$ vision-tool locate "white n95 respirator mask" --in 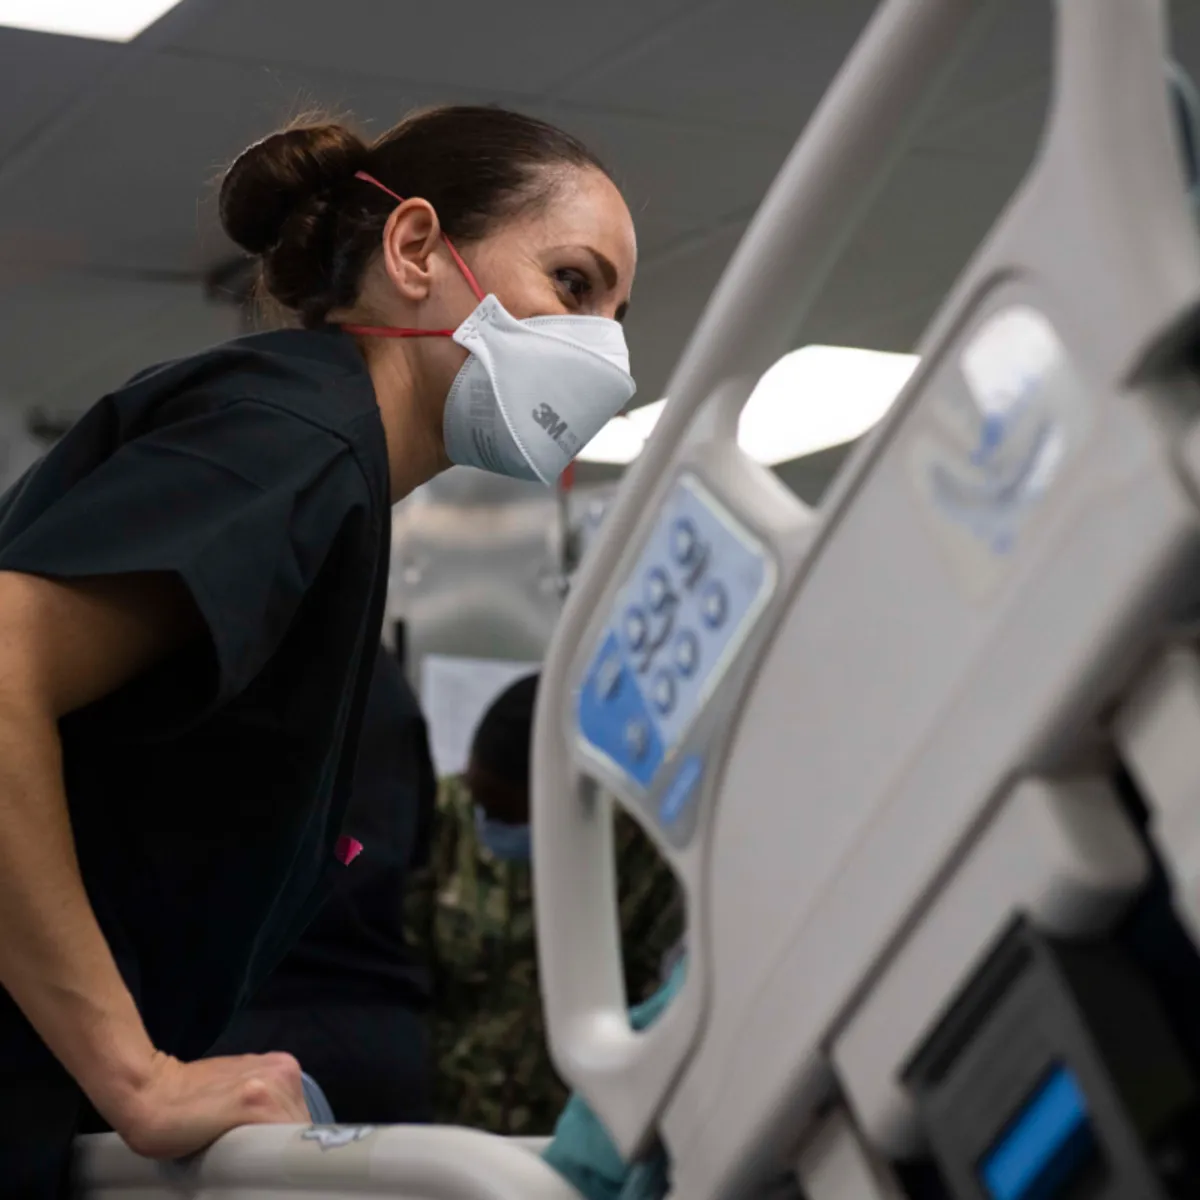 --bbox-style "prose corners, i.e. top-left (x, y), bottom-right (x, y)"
top-left (344, 172), bottom-right (636, 485)
top-left (444, 296), bottom-right (635, 484)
